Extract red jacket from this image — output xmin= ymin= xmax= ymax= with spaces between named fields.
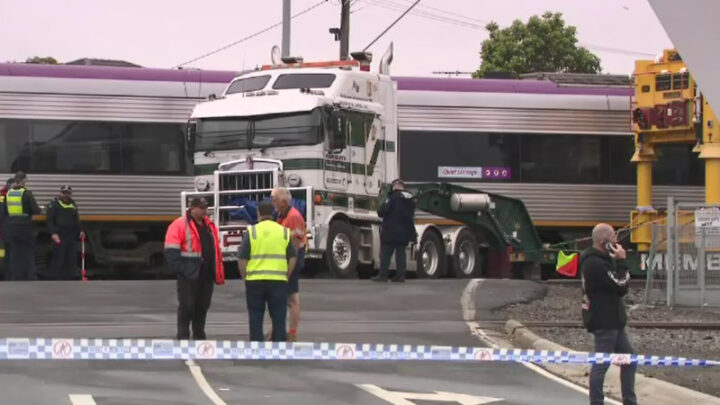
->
xmin=164 ymin=213 xmax=225 ymax=284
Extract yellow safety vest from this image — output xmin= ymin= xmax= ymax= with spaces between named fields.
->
xmin=58 ymin=199 xmax=76 ymax=210
xmin=246 ymin=220 xmax=290 ymax=282
xmin=6 ymin=188 xmax=26 ymax=216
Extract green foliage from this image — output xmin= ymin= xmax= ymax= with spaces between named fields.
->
xmin=474 ymin=12 xmax=601 ymax=78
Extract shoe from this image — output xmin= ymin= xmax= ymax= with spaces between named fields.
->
xmin=390 ymin=278 xmax=405 ymax=283
xmin=287 ymin=332 xmax=297 ymax=342
xmin=371 ymin=276 xmax=389 ymax=282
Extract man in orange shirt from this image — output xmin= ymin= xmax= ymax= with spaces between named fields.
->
xmin=271 ymin=187 xmax=306 ymax=342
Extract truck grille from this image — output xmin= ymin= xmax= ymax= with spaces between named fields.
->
xmin=220 ymin=171 xmax=274 ymax=191
xmin=217 ymin=170 xmax=276 ymax=227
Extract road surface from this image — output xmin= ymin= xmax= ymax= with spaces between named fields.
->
xmin=0 ymin=280 xmax=591 ymax=404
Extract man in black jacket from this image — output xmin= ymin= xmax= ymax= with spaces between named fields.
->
xmin=371 ymin=179 xmax=417 ymax=283
xmin=581 ymin=223 xmax=636 ymax=405
xmin=47 ymin=185 xmax=84 ymax=280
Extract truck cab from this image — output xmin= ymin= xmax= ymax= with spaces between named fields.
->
xmin=184 ymin=55 xmax=401 ymax=277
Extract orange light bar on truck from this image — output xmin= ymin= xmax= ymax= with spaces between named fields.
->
xmin=261 ymin=60 xmax=360 ymax=70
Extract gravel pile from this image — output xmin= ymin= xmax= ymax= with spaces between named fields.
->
xmin=494 ymin=284 xmax=720 ymax=397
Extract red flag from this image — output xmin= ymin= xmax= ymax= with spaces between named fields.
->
xmin=556 ymin=251 xmax=578 ymax=277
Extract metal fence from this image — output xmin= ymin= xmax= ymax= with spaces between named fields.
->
xmin=644 ymin=197 xmax=720 ymax=307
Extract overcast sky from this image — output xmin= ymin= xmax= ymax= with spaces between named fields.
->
xmin=0 ymin=0 xmax=673 ymax=76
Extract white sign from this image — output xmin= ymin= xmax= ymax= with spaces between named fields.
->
xmin=438 ymin=166 xmax=483 ymax=179
xmin=640 ymin=252 xmax=720 ymax=271
xmin=695 ymin=207 xmax=720 ymax=248
xmin=356 ymin=384 xmax=502 ymax=405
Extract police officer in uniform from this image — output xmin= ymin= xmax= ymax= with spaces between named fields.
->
xmin=47 ymin=185 xmax=84 ymax=280
xmin=237 ymin=201 xmax=297 ymax=342
xmin=0 ymin=177 xmax=14 ymax=274
xmin=1 ymin=172 xmax=41 ymax=280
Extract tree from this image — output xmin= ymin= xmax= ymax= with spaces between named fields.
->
xmin=25 ymin=56 xmax=59 ymax=65
xmin=474 ymin=12 xmax=601 ymax=78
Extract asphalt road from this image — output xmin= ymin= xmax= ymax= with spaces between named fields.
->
xmin=0 ymin=279 xmax=590 ymax=404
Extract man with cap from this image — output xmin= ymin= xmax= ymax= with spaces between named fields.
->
xmin=164 ymin=196 xmax=225 ymax=340
xmin=46 ymin=185 xmax=84 ymax=280
xmin=237 ymin=200 xmax=297 ymax=342
xmin=1 ymin=172 xmax=41 ymax=280
xmin=371 ymin=179 xmax=417 ymax=283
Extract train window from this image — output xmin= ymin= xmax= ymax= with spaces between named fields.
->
xmin=398 ymin=131 xmax=519 ymax=182
xmin=607 ymin=136 xmax=636 ymax=185
xmin=29 ymin=121 xmax=123 ymax=173
xmin=124 ymin=123 xmax=187 ymax=174
xmin=225 ymin=75 xmax=271 ymax=94
xmin=0 ymin=119 xmax=188 ymax=175
xmin=0 ymin=120 xmax=31 ymax=172
xmin=654 ymin=144 xmax=703 ymax=185
xmin=520 ymin=135 xmax=603 ymax=183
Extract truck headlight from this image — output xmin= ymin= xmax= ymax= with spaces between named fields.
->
xmin=195 ymin=177 xmax=210 ymax=191
xmin=287 ymin=174 xmax=302 ymax=187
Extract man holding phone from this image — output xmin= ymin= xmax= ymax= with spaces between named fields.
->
xmin=580 ymin=223 xmax=636 ymax=405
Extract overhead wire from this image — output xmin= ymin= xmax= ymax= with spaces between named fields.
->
xmin=365 ymin=0 xmax=658 ymax=57
xmin=175 ymin=0 xmax=329 ymax=68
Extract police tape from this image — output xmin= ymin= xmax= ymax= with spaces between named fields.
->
xmin=0 ymin=338 xmax=718 ymax=366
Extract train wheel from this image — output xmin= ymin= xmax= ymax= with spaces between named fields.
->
xmin=416 ymin=231 xmax=447 ymax=278
xmin=325 ymin=220 xmax=359 ymax=279
xmin=451 ymin=230 xmax=482 ymax=278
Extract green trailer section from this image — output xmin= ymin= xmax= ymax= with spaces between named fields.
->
xmin=389 ymin=182 xmax=644 ymax=279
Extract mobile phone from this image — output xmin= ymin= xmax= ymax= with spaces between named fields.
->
xmin=605 ymin=241 xmax=615 ymax=252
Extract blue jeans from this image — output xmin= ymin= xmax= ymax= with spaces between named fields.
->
xmin=589 ymin=329 xmax=637 ymax=405
xmin=378 ymin=243 xmax=407 ymax=280
xmin=245 ymin=280 xmax=287 ymax=342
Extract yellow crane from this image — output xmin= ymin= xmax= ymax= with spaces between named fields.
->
xmin=631 ymin=49 xmax=720 ymax=250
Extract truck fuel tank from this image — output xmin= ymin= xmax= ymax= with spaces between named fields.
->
xmin=450 ymin=193 xmax=492 ymax=212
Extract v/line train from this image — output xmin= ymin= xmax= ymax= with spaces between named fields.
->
xmin=0 ymin=62 xmax=704 ymax=277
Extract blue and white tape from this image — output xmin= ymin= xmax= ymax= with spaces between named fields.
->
xmin=0 ymin=338 xmax=717 ymax=367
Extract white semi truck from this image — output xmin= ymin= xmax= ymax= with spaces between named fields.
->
xmin=182 ymin=51 xmax=534 ymax=279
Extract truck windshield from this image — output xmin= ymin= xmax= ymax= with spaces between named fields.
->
xmin=194 ymin=108 xmax=323 ymax=152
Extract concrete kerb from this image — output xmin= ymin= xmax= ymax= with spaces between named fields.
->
xmin=505 ymin=319 xmax=720 ymax=405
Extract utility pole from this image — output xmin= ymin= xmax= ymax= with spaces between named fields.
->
xmin=340 ymin=0 xmax=350 ymax=60
xmin=282 ymin=0 xmax=291 ymax=57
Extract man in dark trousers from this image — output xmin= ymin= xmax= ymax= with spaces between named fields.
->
xmin=1 ymin=172 xmax=41 ymax=281
xmin=0 ymin=177 xmax=14 ymax=274
xmin=581 ymin=223 xmax=636 ymax=405
xmin=372 ymin=179 xmax=417 ymax=283
xmin=47 ymin=185 xmax=84 ymax=280
xmin=237 ymin=201 xmax=296 ymax=342
xmin=164 ymin=197 xmax=225 ymax=340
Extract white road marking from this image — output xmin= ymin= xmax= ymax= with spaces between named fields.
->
xmin=461 ymin=279 xmax=623 ymax=405
xmin=356 ymin=384 xmax=502 ymax=405
xmin=68 ymin=394 xmax=96 ymax=405
xmin=185 ymin=359 xmax=228 ymax=405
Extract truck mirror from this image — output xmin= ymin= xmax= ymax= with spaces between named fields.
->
xmin=328 ymin=110 xmax=347 ymax=150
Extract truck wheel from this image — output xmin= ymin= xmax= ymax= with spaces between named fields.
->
xmin=416 ymin=231 xmax=447 ymax=278
xmin=451 ymin=230 xmax=482 ymax=278
xmin=325 ymin=221 xmax=358 ymax=279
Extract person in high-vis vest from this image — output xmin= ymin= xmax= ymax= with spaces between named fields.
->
xmin=47 ymin=185 xmax=84 ymax=280
xmin=164 ymin=196 xmax=225 ymax=340
xmin=1 ymin=172 xmax=41 ymax=281
xmin=0 ymin=177 xmax=14 ymax=273
xmin=237 ymin=201 xmax=297 ymax=342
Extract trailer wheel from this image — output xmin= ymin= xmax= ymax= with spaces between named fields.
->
xmin=451 ymin=230 xmax=482 ymax=278
xmin=416 ymin=231 xmax=447 ymax=278
xmin=325 ymin=221 xmax=358 ymax=279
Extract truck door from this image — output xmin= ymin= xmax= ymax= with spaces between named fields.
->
xmin=323 ymin=111 xmax=351 ymax=192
